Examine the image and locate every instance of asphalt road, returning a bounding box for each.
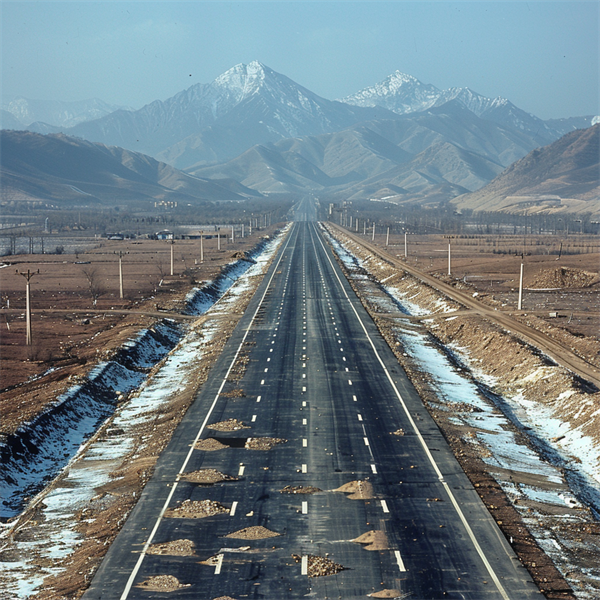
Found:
[84,207,540,599]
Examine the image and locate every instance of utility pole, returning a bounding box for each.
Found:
[372,224,375,241]
[448,239,452,276]
[404,232,408,258]
[364,221,366,236]
[117,251,126,299]
[386,227,390,247]
[18,269,38,346]
[218,230,221,251]
[170,240,175,276]
[231,225,235,243]
[355,219,359,233]
[518,262,524,311]
[200,232,204,263]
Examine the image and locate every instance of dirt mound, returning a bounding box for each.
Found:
[530,266,599,289]
[245,437,287,450]
[166,499,229,519]
[292,554,346,577]
[280,485,321,494]
[181,469,237,484]
[352,530,390,551]
[194,438,229,451]
[225,526,280,540]
[207,418,249,431]
[137,575,190,591]
[147,539,195,556]
[334,480,374,499]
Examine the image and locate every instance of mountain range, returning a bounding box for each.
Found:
[451,124,600,215]
[1,130,258,207]
[2,61,597,212]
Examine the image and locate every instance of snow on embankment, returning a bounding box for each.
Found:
[0,236,276,522]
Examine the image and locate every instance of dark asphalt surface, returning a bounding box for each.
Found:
[83,201,540,599]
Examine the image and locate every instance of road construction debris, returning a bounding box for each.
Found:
[221,388,245,398]
[292,554,346,577]
[166,499,229,519]
[352,530,390,551]
[181,469,238,484]
[194,438,230,451]
[280,485,321,494]
[245,437,287,450]
[391,429,405,436]
[207,418,250,431]
[136,575,190,591]
[212,597,238,600]
[225,526,281,540]
[147,539,196,556]
[334,480,374,499]
[368,590,405,598]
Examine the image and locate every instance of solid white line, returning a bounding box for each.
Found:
[301,555,308,575]
[315,224,511,600]
[215,553,224,575]
[119,224,294,600]
[381,500,389,513]
[230,501,238,516]
[394,550,406,572]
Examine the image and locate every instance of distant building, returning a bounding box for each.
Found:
[156,230,174,240]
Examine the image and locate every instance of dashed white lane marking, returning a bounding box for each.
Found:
[302,373,306,378]
[270,348,273,352]
[363,437,370,446]
[302,464,307,473]
[302,438,308,447]
[342,357,346,361]
[302,418,307,425]
[395,550,407,572]
[256,396,261,403]
[303,363,306,367]
[302,386,306,392]
[348,380,353,385]
[261,380,265,385]
[381,500,389,513]
[357,414,363,421]
[251,415,257,422]
[238,465,245,476]
[353,395,357,402]
[267,357,271,362]
[230,501,238,516]
[301,555,308,575]
[345,367,349,372]
[302,501,308,514]
[371,464,378,474]
[264,368,269,373]
[302,401,307,407]
[215,553,224,575]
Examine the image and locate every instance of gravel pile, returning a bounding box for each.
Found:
[225,526,281,540]
[136,575,190,591]
[530,266,599,289]
[292,554,346,577]
[335,480,374,500]
[352,530,389,551]
[245,437,287,450]
[181,469,238,484]
[207,418,250,431]
[194,438,230,451]
[147,539,196,556]
[166,499,229,519]
[280,485,321,494]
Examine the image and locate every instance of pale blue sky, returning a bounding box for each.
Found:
[2,1,598,119]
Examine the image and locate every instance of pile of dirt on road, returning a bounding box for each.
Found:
[368,590,403,598]
[207,418,249,431]
[225,526,280,540]
[352,530,390,551]
[181,469,237,484]
[221,388,245,398]
[195,438,230,451]
[137,575,190,591]
[166,499,229,519]
[147,539,196,556]
[280,485,321,494]
[245,437,287,450]
[292,554,346,577]
[529,266,599,289]
[335,480,374,500]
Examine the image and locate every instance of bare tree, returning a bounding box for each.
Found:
[81,267,106,306]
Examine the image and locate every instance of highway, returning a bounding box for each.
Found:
[84,201,540,599]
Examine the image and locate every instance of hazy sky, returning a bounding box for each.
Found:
[2,1,598,119]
